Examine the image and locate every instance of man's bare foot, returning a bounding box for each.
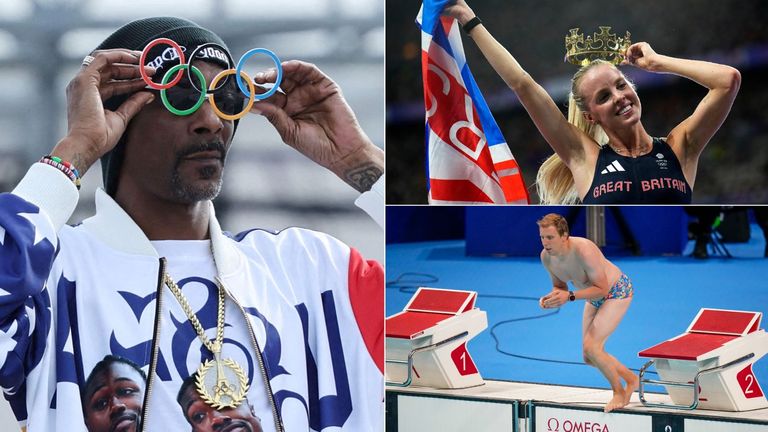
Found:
[604,393,624,412]
[622,374,639,405]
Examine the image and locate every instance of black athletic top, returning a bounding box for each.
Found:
[581,137,692,204]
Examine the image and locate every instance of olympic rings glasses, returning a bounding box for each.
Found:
[139,38,283,120]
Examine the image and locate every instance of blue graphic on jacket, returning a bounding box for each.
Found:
[111,276,271,387]
[294,291,353,429]
[0,196,55,393]
[168,277,254,381]
[242,306,290,379]
[55,276,84,388]
[112,290,172,380]
[118,291,156,322]
[169,277,220,378]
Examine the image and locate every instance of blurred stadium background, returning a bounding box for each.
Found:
[387,0,768,204]
[0,1,382,428]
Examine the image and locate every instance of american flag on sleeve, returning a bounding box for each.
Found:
[418,0,529,204]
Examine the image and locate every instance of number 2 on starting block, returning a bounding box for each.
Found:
[737,364,764,399]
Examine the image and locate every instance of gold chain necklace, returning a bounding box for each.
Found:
[163,272,249,409]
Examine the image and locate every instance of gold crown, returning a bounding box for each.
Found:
[565,26,631,66]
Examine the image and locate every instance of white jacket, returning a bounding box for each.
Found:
[0,163,384,431]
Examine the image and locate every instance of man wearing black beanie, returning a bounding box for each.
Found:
[0,16,383,432]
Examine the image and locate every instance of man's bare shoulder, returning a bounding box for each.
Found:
[571,237,603,258]
[570,237,598,251]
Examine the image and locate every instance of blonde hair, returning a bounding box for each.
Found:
[536,213,569,237]
[535,60,615,204]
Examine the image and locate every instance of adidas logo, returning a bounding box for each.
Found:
[601,160,625,174]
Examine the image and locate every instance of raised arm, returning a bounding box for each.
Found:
[0,49,154,392]
[444,0,594,166]
[54,49,155,176]
[252,61,384,194]
[623,43,740,177]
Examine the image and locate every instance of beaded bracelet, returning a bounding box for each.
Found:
[39,155,81,190]
[42,155,80,179]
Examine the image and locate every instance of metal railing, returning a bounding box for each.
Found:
[385,331,469,387]
[639,352,755,410]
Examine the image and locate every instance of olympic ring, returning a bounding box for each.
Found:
[160,64,207,116]
[140,38,185,90]
[185,42,236,94]
[235,48,283,100]
[208,69,256,121]
[138,38,283,118]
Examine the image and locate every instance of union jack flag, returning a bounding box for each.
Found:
[418,1,529,204]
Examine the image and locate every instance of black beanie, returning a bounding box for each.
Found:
[94,17,235,196]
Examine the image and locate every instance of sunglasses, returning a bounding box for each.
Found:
[146,74,248,118]
[138,39,283,119]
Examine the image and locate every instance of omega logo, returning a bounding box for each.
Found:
[546,417,609,432]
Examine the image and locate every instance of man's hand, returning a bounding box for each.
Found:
[52,49,155,175]
[540,288,569,309]
[252,60,383,193]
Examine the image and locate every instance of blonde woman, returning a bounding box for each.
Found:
[444,0,740,204]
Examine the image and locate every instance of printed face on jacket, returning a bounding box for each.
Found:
[178,381,263,432]
[82,357,146,432]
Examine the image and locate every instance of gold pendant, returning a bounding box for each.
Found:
[195,352,249,410]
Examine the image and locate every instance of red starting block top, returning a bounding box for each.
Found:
[639,308,763,361]
[386,311,454,339]
[638,333,740,361]
[688,309,761,336]
[406,288,476,314]
[386,288,479,339]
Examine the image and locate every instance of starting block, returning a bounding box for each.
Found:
[638,308,768,411]
[385,287,487,389]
